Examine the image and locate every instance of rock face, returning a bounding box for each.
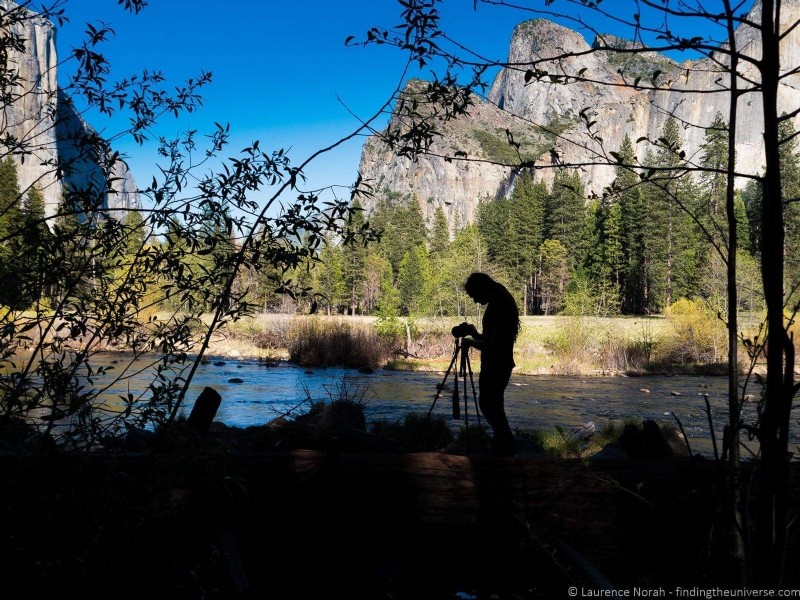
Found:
[357,0,799,232]
[1,1,139,219]
[358,92,524,228]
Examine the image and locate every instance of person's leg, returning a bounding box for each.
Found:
[478,368,515,456]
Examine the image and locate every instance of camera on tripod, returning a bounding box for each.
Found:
[451,322,475,338]
[429,322,480,424]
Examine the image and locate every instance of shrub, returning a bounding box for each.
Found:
[376,314,405,341]
[659,298,727,365]
[286,317,392,368]
[544,317,597,374]
[406,319,454,359]
[597,324,656,373]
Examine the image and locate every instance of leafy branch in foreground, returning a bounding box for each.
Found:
[0,1,387,449]
[354,0,796,588]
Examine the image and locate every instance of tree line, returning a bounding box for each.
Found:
[302,112,800,321]
[3,109,796,324]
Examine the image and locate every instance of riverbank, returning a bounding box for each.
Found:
[14,310,764,377]
[207,312,763,377]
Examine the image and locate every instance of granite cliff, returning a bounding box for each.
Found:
[357,0,799,232]
[1,1,139,219]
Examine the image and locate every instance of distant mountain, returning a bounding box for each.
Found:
[1,1,139,219]
[357,0,799,232]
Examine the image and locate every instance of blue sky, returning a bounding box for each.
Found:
[53,0,752,209]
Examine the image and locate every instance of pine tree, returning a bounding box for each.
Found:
[446,223,489,317]
[429,205,450,256]
[477,194,514,272]
[397,245,432,316]
[404,197,430,252]
[203,205,237,311]
[342,198,368,315]
[614,135,648,314]
[642,117,699,311]
[593,196,623,314]
[697,113,753,292]
[315,239,346,314]
[0,157,22,241]
[743,179,763,258]
[734,193,751,253]
[361,252,391,314]
[17,186,51,307]
[672,175,702,302]
[544,169,585,268]
[737,117,800,300]
[579,198,602,282]
[376,256,402,336]
[537,238,570,316]
[426,205,453,316]
[0,156,23,307]
[50,192,92,307]
[372,194,427,273]
[248,227,284,312]
[699,113,730,230]
[509,170,546,314]
[122,209,146,259]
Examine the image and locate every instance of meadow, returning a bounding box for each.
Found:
[216,305,767,376]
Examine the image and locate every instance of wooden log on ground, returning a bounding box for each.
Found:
[186,386,222,435]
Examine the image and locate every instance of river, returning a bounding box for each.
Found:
[85,353,777,458]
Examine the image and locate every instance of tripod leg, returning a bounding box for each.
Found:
[452,370,460,420]
[465,352,481,426]
[460,350,468,425]
[428,342,460,418]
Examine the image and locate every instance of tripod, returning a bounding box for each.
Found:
[428,337,480,425]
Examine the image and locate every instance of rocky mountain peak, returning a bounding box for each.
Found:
[357,1,800,236]
[1,1,139,220]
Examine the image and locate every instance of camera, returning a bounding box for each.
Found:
[451,322,474,338]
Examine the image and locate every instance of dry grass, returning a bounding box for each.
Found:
[285,316,393,369]
[206,312,768,375]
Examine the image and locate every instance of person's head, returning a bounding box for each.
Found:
[465,272,522,340]
[464,272,496,305]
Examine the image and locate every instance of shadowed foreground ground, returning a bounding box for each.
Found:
[3,439,797,599]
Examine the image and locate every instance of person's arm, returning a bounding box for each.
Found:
[456,321,481,339]
[459,322,487,350]
[463,335,484,351]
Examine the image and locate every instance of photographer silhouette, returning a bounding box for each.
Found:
[459,272,520,457]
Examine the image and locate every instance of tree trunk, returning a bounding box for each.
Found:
[666,219,673,308]
[723,0,746,582]
[756,0,792,586]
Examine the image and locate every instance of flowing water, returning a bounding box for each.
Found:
[82,352,782,458]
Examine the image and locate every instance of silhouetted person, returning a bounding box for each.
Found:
[458,272,521,457]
